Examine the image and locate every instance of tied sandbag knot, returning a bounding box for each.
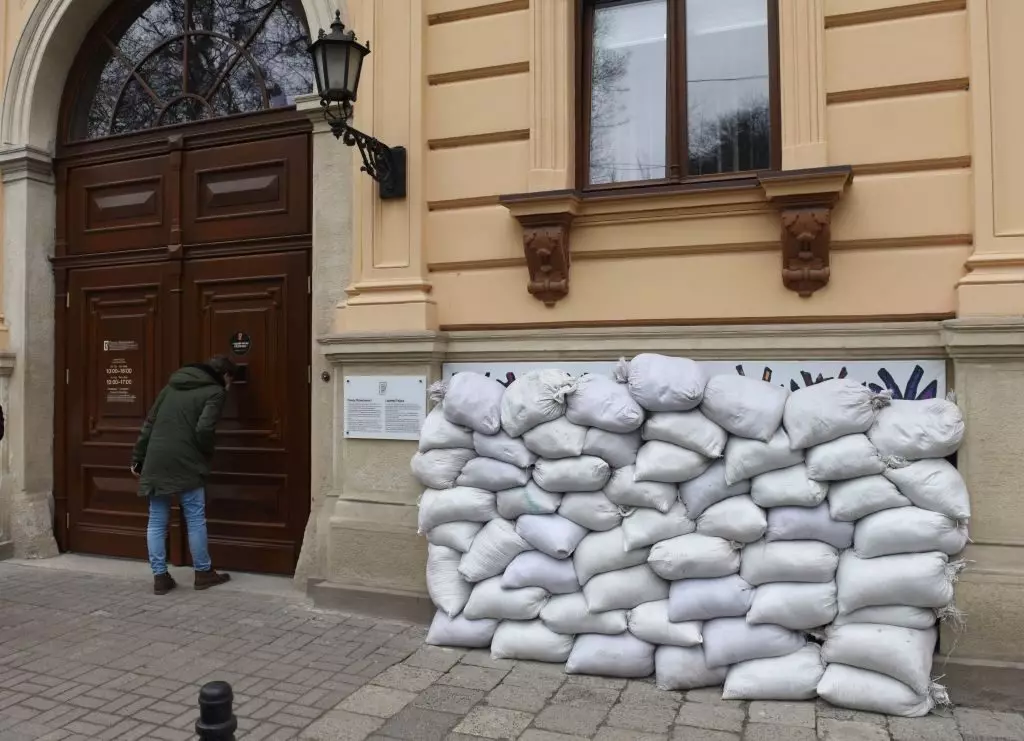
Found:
[871,389,894,410]
[428,380,448,404]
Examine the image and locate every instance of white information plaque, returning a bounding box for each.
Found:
[344,376,427,441]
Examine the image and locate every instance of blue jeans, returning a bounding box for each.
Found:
[147,488,212,575]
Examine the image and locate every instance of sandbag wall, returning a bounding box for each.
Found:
[412,355,968,717]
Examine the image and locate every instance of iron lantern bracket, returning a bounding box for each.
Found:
[323,102,406,200]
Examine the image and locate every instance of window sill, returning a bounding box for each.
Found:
[499,166,853,306]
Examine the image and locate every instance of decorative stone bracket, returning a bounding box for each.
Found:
[759,166,853,298]
[500,191,580,307]
[500,166,852,306]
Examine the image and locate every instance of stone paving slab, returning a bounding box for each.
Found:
[1,560,1023,741]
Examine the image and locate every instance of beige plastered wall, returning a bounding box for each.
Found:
[322,0,1024,667]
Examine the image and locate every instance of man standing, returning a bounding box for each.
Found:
[132,355,237,595]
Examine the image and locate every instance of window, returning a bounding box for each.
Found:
[66,0,315,142]
[581,0,780,188]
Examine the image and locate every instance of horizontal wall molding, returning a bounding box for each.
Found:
[428,130,530,150]
[827,78,969,105]
[428,0,529,25]
[427,62,530,86]
[427,234,973,273]
[427,195,502,211]
[851,156,971,176]
[439,317,954,337]
[825,0,966,29]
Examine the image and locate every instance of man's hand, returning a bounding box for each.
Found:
[130,464,140,479]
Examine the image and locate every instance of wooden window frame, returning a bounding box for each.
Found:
[576,0,782,193]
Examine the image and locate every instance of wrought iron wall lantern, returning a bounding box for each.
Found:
[308,12,407,199]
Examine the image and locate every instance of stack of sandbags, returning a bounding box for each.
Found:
[412,357,969,718]
[815,391,968,716]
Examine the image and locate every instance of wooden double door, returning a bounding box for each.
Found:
[55,112,313,575]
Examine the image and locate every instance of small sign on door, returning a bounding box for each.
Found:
[230,332,252,356]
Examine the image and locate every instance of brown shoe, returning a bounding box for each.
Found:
[154,573,177,595]
[194,569,231,591]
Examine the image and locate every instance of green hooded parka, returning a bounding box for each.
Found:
[132,364,227,498]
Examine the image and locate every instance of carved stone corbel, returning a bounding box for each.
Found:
[759,167,853,298]
[521,213,573,306]
[500,191,580,307]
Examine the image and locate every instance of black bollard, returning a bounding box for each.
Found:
[195,681,237,741]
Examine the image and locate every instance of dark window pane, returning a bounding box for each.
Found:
[686,0,771,176]
[588,0,667,186]
[249,1,316,107]
[69,0,314,141]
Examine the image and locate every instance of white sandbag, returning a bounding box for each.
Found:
[458,518,532,582]
[702,617,806,668]
[884,460,971,520]
[767,503,854,550]
[490,620,574,663]
[426,521,483,552]
[500,369,576,437]
[832,605,937,630]
[805,434,886,482]
[616,354,705,412]
[817,664,943,718]
[747,582,838,630]
[419,407,474,452]
[582,427,642,468]
[724,428,804,485]
[740,539,839,586]
[565,633,655,678]
[418,487,497,533]
[621,502,695,550]
[515,514,588,559]
[627,600,702,647]
[427,545,472,618]
[457,457,530,491]
[437,373,505,435]
[425,611,497,648]
[828,475,910,522]
[473,430,537,468]
[496,481,562,519]
[696,495,766,544]
[869,398,965,461]
[522,417,587,459]
[751,464,828,508]
[411,449,476,490]
[723,645,825,701]
[701,375,788,442]
[836,550,963,614]
[643,410,727,459]
[462,576,548,620]
[534,456,611,493]
[558,491,625,532]
[502,551,579,594]
[655,645,728,691]
[669,575,754,622]
[605,466,678,513]
[648,533,741,580]
[855,507,968,559]
[583,564,669,612]
[540,593,628,635]
[565,373,645,433]
[679,461,751,518]
[822,624,937,695]
[634,441,711,484]
[574,528,650,585]
[784,379,890,449]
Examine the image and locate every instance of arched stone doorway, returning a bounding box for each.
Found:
[0,0,349,575]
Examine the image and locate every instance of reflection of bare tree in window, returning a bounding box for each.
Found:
[588,13,629,184]
[688,94,770,176]
[75,0,313,140]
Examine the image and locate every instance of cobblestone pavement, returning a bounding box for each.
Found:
[2,560,1023,741]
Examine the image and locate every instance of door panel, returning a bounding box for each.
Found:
[66,263,172,557]
[182,251,310,574]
